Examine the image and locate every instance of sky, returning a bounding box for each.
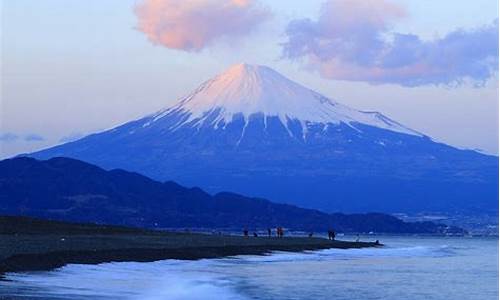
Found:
[1,0,499,158]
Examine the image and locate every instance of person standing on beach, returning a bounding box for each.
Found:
[277,227,283,238]
[327,229,336,240]
[267,228,272,237]
[243,228,249,237]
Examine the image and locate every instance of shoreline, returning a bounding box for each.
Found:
[0,216,381,275]
[0,238,380,275]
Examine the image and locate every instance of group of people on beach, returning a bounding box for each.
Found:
[243,227,338,239]
[244,227,285,237]
[243,228,341,240]
[240,228,382,246]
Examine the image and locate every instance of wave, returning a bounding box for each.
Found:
[2,244,457,300]
[4,260,250,300]
[225,245,455,264]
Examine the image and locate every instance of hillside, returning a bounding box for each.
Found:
[0,157,462,234]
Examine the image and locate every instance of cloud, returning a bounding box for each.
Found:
[24,134,45,142]
[282,0,499,86]
[0,132,46,143]
[0,133,44,142]
[135,0,271,51]
[0,133,19,142]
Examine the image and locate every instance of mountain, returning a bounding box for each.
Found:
[29,64,498,215]
[0,157,463,234]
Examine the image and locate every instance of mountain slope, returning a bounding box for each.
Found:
[29,64,498,215]
[0,157,460,234]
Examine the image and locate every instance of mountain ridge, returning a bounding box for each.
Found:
[0,156,463,234]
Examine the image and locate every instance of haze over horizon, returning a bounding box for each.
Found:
[1,0,499,158]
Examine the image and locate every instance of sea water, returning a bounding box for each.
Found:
[1,236,498,300]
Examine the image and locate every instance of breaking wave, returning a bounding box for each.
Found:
[225,244,456,264]
[2,244,458,300]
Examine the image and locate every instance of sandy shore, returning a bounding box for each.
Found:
[0,216,381,274]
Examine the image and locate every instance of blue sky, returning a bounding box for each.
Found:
[1,0,499,157]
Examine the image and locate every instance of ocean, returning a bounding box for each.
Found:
[1,236,498,300]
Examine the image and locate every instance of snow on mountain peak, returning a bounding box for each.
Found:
[151,63,421,137]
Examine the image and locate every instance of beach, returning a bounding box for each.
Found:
[0,216,379,274]
[1,236,497,300]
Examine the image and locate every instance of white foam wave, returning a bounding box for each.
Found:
[226,245,455,264]
[3,260,249,300]
[1,245,456,299]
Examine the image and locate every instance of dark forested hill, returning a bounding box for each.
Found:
[0,157,462,234]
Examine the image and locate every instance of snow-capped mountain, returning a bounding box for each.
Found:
[30,64,498,215]
[147,63,420,138]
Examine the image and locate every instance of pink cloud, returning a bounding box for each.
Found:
[135,0,271,51]
[282,0,499,86]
